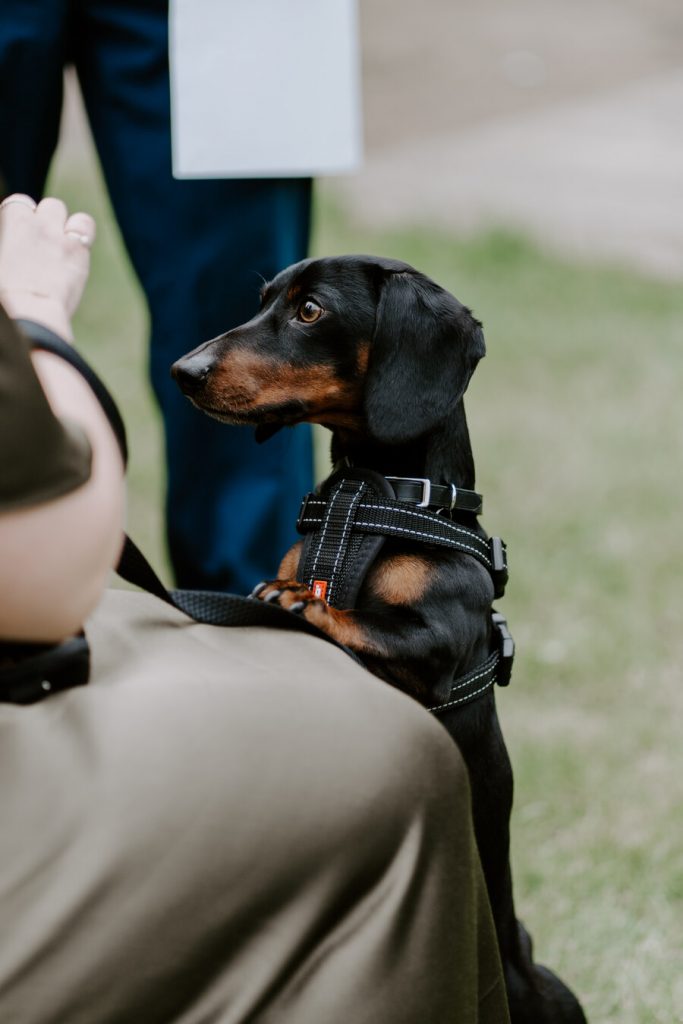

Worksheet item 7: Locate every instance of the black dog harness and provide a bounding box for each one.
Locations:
[295,468,514,713]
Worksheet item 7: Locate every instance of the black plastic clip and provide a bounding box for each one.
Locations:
[489,536,509,598]
[492,611,514,687]
[296,492,316,533]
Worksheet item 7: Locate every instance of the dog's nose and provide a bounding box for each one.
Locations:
[171,354,211,395]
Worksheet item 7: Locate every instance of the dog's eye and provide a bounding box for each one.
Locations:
[297,300,323,324]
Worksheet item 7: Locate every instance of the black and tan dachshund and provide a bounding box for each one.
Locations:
[172,255,587,1024]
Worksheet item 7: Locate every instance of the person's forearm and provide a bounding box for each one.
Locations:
[0,348,126,643]
[0,195,127,643]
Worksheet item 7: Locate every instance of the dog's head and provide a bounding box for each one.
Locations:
[172,255,485,444]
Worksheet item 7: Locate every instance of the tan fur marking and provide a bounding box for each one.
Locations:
[356,341,370,375]
[369,554,431,605]
[278,542,303,579]
[301,602,384,654]
[206,348,282,409]
[256,573,384,656]
[208,348,364,425]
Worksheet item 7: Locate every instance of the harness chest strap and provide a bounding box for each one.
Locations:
[296,478,509,601]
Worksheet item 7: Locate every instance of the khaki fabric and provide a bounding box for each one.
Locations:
[0,308,91,513]
[0,589,510,1023]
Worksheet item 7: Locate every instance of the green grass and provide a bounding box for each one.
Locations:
[47,152,683,1023]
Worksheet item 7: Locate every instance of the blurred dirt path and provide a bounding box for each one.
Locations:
[329,0,683,277]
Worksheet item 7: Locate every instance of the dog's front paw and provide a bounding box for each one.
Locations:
[249,579,365,649]
[249,579,321,615]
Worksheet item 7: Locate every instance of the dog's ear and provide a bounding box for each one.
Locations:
[364,269,485,444]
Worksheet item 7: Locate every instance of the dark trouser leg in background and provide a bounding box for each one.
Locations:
[0,0,69,196]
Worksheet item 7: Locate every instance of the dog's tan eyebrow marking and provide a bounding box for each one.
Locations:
[286,283,303,302]
[356,341,370,375]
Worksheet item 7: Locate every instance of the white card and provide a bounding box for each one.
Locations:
[170,0,362,178]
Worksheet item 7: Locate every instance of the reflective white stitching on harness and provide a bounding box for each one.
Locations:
[302,499,491,560]
[303,515,492,567]
[449,657,498,691]
[327,484,365,605]
[428,655,499,712]
[432,678,495,711]
[352,520,492,565]
[361,501,490,551]
[308,483,346,585]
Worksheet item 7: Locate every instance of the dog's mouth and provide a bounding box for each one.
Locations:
[190,397,307,430]
[195,404,284,443]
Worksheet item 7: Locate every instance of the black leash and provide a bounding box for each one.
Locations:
[0,535,363,707]
[115,532,364,654]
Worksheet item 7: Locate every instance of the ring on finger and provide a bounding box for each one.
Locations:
[65,229,93,248]
[0,196,37,212]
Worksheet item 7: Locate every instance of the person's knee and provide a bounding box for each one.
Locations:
[370,692,472,846]
[308,672,472,869]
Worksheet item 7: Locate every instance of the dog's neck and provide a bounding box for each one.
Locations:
[329,401,476,490]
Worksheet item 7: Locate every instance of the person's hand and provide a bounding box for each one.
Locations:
[0,194,96,340]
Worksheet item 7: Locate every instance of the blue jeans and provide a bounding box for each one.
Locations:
[0,0,314,593]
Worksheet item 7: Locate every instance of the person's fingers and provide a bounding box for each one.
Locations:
[64,211,96,249]
[0,193,37,209]
[36,196,69,228]
[0,193,38,219]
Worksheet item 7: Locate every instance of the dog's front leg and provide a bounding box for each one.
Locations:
[250,578,455,701]
[250,578,390,657]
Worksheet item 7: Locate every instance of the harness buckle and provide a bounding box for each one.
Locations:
[492,611,514,686]
[386,476,432,507]
[489,536,508,597]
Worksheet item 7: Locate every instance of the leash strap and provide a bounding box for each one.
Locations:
[0,534,363,706]
[118,530,513,710]
[116,533,363,658]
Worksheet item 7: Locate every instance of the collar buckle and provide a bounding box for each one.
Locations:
[386,475,432,507]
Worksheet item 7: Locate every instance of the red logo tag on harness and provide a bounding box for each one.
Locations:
[312,580,328,601]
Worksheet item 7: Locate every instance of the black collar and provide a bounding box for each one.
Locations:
[384,475,482,514]
[333,460,483,515]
